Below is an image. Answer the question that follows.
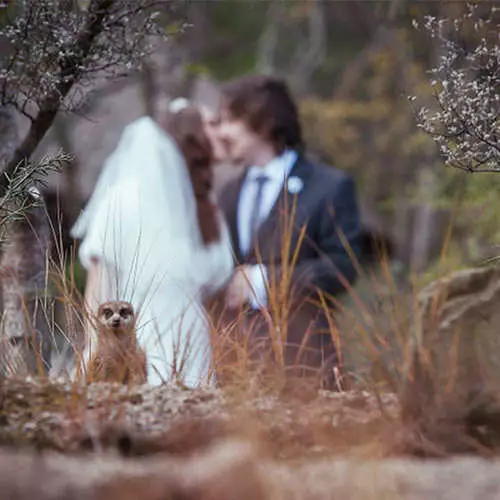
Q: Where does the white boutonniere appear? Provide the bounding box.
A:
[287,176,304,194]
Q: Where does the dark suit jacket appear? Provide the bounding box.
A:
[217,154,362,388]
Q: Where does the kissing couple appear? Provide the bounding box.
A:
[71,74,362,390]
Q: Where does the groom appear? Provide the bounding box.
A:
[216,74,361,389]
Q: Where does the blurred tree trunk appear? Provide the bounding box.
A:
[142,39,191,120]
[404,12,447,273]
[0,107,52,376]
[410,168,438,273]
[289,0,326,96]
[53,118,82,217]
[0,195,52,376]
[140,60,158,118]
[256,3,282,75]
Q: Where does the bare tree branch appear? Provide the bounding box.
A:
[0,0,181,193]
[412,4,500,172]
[1,0,114,191]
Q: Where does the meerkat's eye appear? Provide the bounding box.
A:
[120,307,132,318]
[102,308,113,320]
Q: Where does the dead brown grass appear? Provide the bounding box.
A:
[2,192,500,470]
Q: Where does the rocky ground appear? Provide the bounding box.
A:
[1,377,500,499]
[0,377,398,459]
[3,266,500,497]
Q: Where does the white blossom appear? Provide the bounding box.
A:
[0,0,181,118]
[412,4,499,173]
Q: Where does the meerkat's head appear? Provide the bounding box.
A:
[97,301,136,338]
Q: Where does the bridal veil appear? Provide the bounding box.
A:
[70,114,234,386]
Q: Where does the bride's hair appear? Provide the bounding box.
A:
[163,104,221,245]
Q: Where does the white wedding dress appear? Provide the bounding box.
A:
[70,116,234,387]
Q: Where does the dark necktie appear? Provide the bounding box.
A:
[247,174,269,254]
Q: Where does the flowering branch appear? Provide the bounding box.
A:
[410,4,499,173]
[0,0,184,192]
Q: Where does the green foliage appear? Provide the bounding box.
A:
[198,3,268,80]
[299,35,500,270]
[165,20,185,36]
[442,170,500,253]
[66,255,86,297]
[300,42,435,206]
[0,1,18,26]
[185,62,211,78]
[0,150,71,241]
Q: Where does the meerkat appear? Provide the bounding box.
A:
[86,301,147,385]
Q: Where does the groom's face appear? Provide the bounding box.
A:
[218,109,267,166]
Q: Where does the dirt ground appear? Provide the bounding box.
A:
[1,377,500,499]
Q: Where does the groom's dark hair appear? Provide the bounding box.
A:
[221,74,304,155]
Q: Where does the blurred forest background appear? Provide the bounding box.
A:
[0,1,498,374]
[15,0,495,286]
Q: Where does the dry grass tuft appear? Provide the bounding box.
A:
[2,196,500,480]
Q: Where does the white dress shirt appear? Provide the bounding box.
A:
[237,149,298,309]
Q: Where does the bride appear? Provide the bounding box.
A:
[70,99,234,386]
